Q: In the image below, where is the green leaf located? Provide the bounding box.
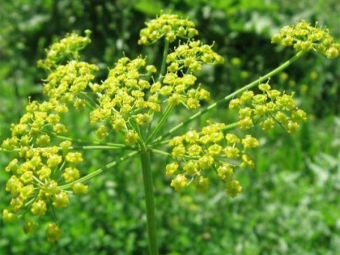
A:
[133,0,163,15]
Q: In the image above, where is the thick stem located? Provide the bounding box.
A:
[140,147,159,255]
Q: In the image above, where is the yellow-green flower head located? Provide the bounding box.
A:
[31,200,47,216]
[2,209,18,223]
[166,122,260,197]
[138,13,198,44]
[194,176,209,192]
[72,182,89,195]
[90,56,159,139]
[170,174,188,191]
[166,40,224,72]
[230,84,307,133]
[43,61,98,101]
[38,30,92,70]
[2,135,87,239]
[271,20,340,59]
[217,164,234,180]
[166,162,179,176]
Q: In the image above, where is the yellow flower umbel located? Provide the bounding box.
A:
[271,20,340,58]
[88,14,223,144]
[166,122,259,197]
[1,31,94,243]
[138,13,198,44]
[229,83,307,134]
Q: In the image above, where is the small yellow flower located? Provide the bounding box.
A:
[170,174,188,191]
[31,200,47,216]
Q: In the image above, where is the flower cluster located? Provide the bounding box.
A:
[166,122,259,197]
[89,39,223,140]
[167,40,224,70]
[1,32,96,242]
[162,40,224,109]
[43,60,98,102]
[38,30,92,70]
[2,100,88,242]
[37,31,98,106]
[229,83,307,134]
[89,56,158,142]
[138,13,198,44]
[271,20,340,58]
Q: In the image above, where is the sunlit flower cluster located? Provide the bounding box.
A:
[167,40,224,70]
[271,20,340,58]
[229,83,307,134]
[166,122,259,197]
[138,13,198,44]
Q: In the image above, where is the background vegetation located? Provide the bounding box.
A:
[0,0,339,254]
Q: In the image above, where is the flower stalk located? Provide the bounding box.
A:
[140,147,159,255]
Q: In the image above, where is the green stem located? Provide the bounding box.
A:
[151,148,171,157]
[50,132,131,148]
[59,151,138,189]
[79,91,99,110]
[0,145,130,154]
[140,147,159,255]
[147,104,173,143]
[152,50,307,143]
[75,145,130,150]
[158,40,170,82]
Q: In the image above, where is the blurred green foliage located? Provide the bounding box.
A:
[0,0,339,254]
